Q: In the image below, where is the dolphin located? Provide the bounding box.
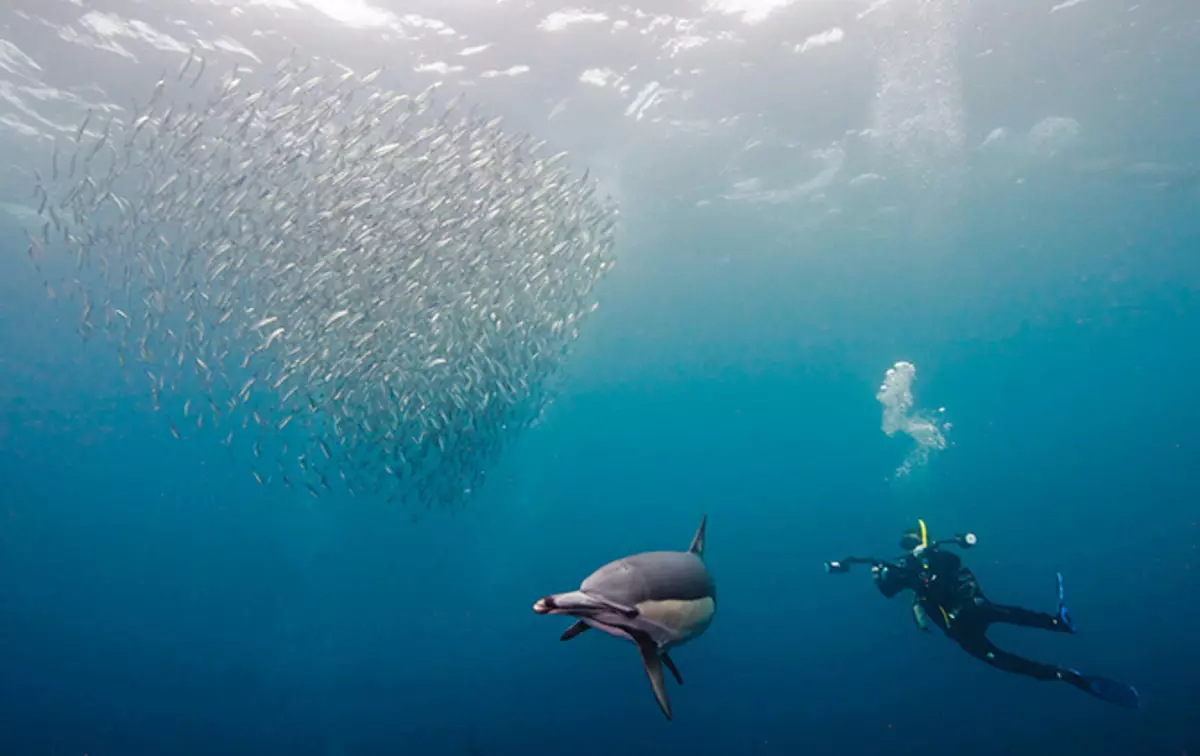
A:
[533,515,715,720]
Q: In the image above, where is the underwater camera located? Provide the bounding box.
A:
[953,532,978,549]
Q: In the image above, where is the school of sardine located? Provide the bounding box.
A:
[22,51,618,508]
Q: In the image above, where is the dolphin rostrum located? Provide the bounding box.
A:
[533,515,715,720]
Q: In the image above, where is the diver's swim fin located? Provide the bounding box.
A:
[1081,675,1142,709]
[1065,669,1141,709]
[1055,572,1077,634]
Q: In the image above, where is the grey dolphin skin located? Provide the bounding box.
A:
[533,515,715,720]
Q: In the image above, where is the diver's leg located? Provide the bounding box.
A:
[957,634,1141,707]
[971,574,1076,633]
[955,634,1064,681]
[973,601,1073,633]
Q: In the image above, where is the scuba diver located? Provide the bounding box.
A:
[826,521,1140,708]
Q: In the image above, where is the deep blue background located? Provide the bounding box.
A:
[0,176,1196,756]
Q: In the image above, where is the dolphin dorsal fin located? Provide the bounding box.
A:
[688,514,707,559]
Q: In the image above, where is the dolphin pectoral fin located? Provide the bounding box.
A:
[662,652,683,685]
[560,620,591,641]
[688,514,707,559]
[632,632,672,720]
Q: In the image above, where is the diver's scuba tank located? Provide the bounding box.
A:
[911,601,931,632]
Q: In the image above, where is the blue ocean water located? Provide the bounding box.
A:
[1,0,1199,754]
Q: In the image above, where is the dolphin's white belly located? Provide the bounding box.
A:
[634,597,715,649]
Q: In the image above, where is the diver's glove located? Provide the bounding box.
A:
[872,562,904,598]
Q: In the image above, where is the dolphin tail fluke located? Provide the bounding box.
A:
[662,652,683,685]
[559,620,591,642]
[633,633,672,720]
[688,514,707,559]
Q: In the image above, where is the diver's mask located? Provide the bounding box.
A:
[899,531,923,551]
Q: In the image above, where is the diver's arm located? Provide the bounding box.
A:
[872,559,911,599]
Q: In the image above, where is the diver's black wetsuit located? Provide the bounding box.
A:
[873,547,1074,683]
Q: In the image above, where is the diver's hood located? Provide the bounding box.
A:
[898,519,930,551]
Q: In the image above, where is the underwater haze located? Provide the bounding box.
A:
[1,0,1198,754]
